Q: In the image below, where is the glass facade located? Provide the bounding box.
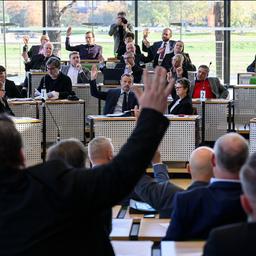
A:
[0,0,255,83]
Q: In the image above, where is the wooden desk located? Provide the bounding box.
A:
[233,85,256,126]
[192,99,233,141]
[8,99,39,118]
[13,117,42,166]
[161,241,205,256]
[111,241,153,256]
[112,205,122,219]
[9,99,86,143]
[38,99,85,143]
[89,115,200,162]
[138,218,170,241]
[110,219,133,240]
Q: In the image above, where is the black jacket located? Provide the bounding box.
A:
[0,109,169,256]
[168,95,193,115]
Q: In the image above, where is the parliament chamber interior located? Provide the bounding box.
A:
[0,1,256,255]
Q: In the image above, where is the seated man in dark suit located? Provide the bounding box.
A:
[0,65,21,98]
[135,146,214,218]
[21,42,58,97]
[61,51,90,84]
[23,34,50,59]
[66,27,102,60]
[203,151,256,256]
[190,65,229,99]
[90,64,138,115]
[36,57,72,99]
[115,52,143,83]
[164,133,248,241]
[0,66,172,255]
[142,27,176,66]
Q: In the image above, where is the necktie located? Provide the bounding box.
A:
[122,92,128,112]
[159,42,167,60]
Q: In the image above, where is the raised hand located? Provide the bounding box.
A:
[143,28,150,39]
[23,35,29,45]
[133,67,172,114]
[90,64,98,81]
[176,67,184,78]
[66,26,72,37]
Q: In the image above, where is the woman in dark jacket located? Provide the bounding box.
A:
[168,77,193,115]
[0,82,14,116]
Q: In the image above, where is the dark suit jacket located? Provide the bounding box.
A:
[203,221,256,256]
[115,63,143,83]
[159,52,196,71]
[142,40,176,63]
[61,65,90,84]
[0,97,14,116]
[168,95,193,115]
[116,44,142,59]
[164,181,247,241]
[28,45,41,59]
[38,72,72,99]
[4,79,22,98]
[247,59,256,72]
[89,79,138,114]
[0,109,169,256]
[24,54,59,72]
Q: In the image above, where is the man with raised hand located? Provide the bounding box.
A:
[0,66,171,256]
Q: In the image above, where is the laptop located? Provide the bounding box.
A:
[103,68,124,85]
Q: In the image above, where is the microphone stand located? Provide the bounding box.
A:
[45,102,61,142]
[42,98,46,162]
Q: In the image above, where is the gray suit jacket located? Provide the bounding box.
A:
[61,65,90,84]
[135,165,209,218]
[190,77,229,99]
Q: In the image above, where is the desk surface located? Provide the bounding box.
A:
[12,117,41,124]
[110,219,133,240]
[161,241,205,256]
[138,218,170,241]
[233,84,256,88]
[112,241,153,256]
[8,99,85,105]
[192,98,232,104]
[89,114,200,121]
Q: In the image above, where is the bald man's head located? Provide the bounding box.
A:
[88,136,114,166]
[214,133,248,176]
[189,146,214,182]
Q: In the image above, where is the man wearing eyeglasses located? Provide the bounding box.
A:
[90,64,138,115]
[65,27,102,60]
[61,52,90,84]
[36,57,72,100]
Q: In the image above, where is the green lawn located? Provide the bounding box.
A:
[1,31,255,82]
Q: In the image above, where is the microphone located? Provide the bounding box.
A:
[208,62,212,70]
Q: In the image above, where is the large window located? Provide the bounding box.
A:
[0,0,256,83]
